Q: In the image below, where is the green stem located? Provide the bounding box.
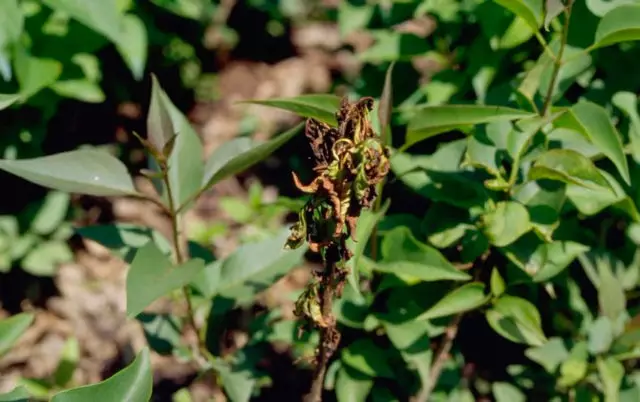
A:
[541,0,574,117]
[162,170,209,365]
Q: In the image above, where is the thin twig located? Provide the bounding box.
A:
[305,258,338,402]
[414,314,463,402]
[540,0,574,117]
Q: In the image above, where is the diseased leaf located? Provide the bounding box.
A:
[0,149,137,197]
[126,242,205,318]
[51,348,152,402]
[0,313,35,356]
[243,94,341,126]
[593,4,640,49]
[417,282,489,320]
[405,105,534,148]
[376,227,472,282]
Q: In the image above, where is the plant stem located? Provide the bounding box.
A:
[541,0,574,117]
[305,250,340,402]
[162,172,209,364]
[414,314,463,402]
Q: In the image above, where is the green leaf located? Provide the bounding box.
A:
[490,267,506,297]
[30,191,70,235]
[54,337,80,387]
[199,123,303,201]
[341,339,394,378]
[422,203,474,249]
[14,52,63,99]
[405,105,534,148]
[598,257,626,321]
[0,149,137,197]
[338,2,374,37]
[75,223,172,263]
[346,200,390,295]
[0,0,23,48]
[116,14,147,80]
[358,31,430,62]
[376,227,471,282]
[51,80,105,103]
[513,179,566,241]
[566,169,638,219]
[0,94,19,110]
[587,316,614,355]
[378,62,395,143]
[126,242,205,318]
[530,241,589,282]
[167,118,204,211]
[544,0,565,30]
[243,94,341,126]
[0,313,34,356]
[199,227,307,311]
[42,0,122,43]
[51,347,152,402]
[22,240,73,276]
[383,320,432,388]
[494,0,543,31]
[417,282,489,320]
[212,361,256,402]
[527,149,613,190]
[597,356,624,402]
[0,386,30,402]
[558,341,588,387]
[147,75,176,152]
[482,201,532,247]
[593,4,640,49]
[493,382,526,402]
[486,295,547,346]
[556,101,630,185]
[525,337,569,373]
[335,367,373,402]
[612,91,640,164]
[137,313,182,356]
[539,42,592,103]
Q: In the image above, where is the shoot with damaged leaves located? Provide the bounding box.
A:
[285,97,390,401]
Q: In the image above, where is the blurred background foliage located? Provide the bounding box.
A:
[1,0,640,401]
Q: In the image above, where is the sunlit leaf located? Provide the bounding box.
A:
[482,201,532,247]
[126,242,205,318]
[486,295,547,346]
[51,348,152,402]
[405,105,534,148]
[42,0,122,42]
[593,4,640,49]
[0,313,34,356]
[528,149,614,190]
[494,0,543,31]
[417,282,489,320]
[0,149,137,197]
[243,94,341,126]
[116,14,147,80]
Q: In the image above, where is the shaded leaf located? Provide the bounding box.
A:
[0,149,137,197]
[51,348,152,402]
[30,191,70,236]
[335,367,373,402]
[167,118,204,211]
[587,316,614,355]
[597,356,624,402]
[126,242,205,318]
[598,257,626,321]
[341,339,394,378]
[376,227,471,282]
[544,0,565,30]
[199,123,303,201]
[383,320,432,387]
[54,337,80,387]
[405,105,534,148]
[593,4,640,49]
[243,94,341,126]
[417,282,489,320]
[0,313,34,356]
[491,267,506,297]
[612,91,640,164]
[378,62,395,143]
[22,240,73,276]
[75,223,173,263]
[346,200,390,295]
